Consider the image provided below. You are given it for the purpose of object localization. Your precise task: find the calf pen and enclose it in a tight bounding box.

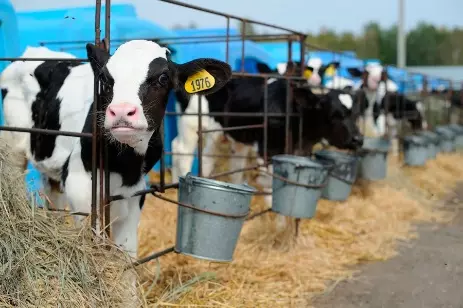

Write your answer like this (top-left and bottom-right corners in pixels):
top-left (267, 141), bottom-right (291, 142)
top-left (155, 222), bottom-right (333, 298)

top-left (0, 0), bottom-right (462, 307)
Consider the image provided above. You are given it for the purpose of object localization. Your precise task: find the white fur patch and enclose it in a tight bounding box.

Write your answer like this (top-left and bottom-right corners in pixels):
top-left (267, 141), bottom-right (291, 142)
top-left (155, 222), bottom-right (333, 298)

top-left (267, 78), bottom-right (277, 85)
top-left (416, 101), bottom-right (424, 112)
top-left (338, 94), bottom-right (353, 109)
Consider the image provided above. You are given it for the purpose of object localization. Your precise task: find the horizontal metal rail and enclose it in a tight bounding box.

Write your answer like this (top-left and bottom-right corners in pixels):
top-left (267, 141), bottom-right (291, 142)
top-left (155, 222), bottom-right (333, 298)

top-left (0, 126), bottom-right (93, 138)
top-left (0, 57), bottom-right (88, 62)
top-left (199, 124), bottom-right (264, 134)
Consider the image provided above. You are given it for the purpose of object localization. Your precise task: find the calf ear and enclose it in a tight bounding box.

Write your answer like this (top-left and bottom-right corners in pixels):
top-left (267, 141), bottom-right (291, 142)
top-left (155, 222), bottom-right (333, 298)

top-left (347, 67), bottom-right (363, 78)
top-left (175, 58), bottom-right (232, 95)
top-left (320, 61), bottom-right (340, 76)
top-left (86, 43), bottom-right (110, 74)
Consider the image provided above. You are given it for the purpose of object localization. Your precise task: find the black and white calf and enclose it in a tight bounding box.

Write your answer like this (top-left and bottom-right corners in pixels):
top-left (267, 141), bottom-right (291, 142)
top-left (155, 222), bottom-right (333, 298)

top-left (171, 61), bottom-right (364, 183)
top-left (1, 41), bottom-right (232, 268)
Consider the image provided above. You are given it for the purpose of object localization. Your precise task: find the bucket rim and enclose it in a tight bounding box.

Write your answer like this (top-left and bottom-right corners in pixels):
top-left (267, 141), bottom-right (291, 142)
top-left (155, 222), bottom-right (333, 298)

top-left (402, 134), bottom-right (428, 146)
top-left (179, 173), bottom-right (257, 195)
top-left (314, 149), bottom-right (359, 162)
top-left (358, 137), bottom-right (391, 153)
top-left (272, 154), bottom-right (324, 169)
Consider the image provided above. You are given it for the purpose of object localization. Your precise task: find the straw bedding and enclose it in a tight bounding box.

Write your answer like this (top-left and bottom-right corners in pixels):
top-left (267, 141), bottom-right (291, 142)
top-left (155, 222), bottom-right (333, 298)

top-left (140, 151), bottom-right (460, 307)
top-left (0, 135), bottom-right (135, 308)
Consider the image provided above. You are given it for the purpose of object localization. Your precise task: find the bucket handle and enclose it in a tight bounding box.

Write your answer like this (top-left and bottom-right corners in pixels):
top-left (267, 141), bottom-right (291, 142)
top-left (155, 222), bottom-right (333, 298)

top-left (259, 169), bottom-right (328, 189)
top-left (150, 189), bottom-right (250, 219)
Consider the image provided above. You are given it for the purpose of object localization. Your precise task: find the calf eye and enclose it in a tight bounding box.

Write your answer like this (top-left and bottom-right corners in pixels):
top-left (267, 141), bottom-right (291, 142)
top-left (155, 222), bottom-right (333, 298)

top-left (158, 73), bottom-right (169, 86)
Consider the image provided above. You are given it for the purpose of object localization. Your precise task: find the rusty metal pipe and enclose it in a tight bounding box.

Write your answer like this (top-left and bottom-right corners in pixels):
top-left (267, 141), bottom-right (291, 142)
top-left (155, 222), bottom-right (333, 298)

top-left (199, 124), bottom-right (264, 134)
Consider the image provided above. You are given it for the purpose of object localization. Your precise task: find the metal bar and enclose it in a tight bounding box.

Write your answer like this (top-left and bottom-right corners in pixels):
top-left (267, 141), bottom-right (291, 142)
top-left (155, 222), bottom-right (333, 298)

top-left (263, 76), bottom-right (269, 163)
top-left (160, 120), bottom-right (166, 193)
top-left (159, 0), bottom-right (305, 35)
top-left (91, 0), bottom-right (102, 232)
top-left (132, 246), bottom-right (175, 267)
top-left (241, 21), bottom-right (245, 72)
top-left (166, 111), bottom-right (302, 117)
top-left (298, 35), bottom-right (305, 153)
top-left (225, 18), bottom-right (230, 63)
top-left (39, 33), bottom-right (296, 47)
top-left (208, 164), bottom-right (265, 179)
top-left (103, 0), bottom-right (112, 239)
top-left (164, 151), bottom-right (257, 159)
top-left (199, 124), bottom-right (264, 134)
top-left (0, 57), bottom-right (88, 62)
top-left (285, 39), bottom-right (293, 154)
top-left (245, 208), bottom-right (271, 221)
top-left (197, 95), bottom-right (203, 177)
top-left (0, 126), bottom-right (93, 138)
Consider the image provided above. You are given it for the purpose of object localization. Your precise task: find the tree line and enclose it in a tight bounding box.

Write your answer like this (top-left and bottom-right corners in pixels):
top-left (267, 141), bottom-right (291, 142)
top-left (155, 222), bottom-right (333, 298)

top-left (171, 21), bottom-right (463, 66)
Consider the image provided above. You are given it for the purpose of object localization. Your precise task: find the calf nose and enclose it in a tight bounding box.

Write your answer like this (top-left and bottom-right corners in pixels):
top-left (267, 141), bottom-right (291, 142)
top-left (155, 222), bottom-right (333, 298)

top-left (106, 103), bottom-right (138, 120)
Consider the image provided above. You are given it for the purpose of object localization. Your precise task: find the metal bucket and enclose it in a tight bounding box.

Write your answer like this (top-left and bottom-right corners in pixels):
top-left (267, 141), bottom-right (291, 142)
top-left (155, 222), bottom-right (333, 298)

top-left (176, 173), bottom-right (256, 262)
top-left (314, 150), bottom-right (359, 201)
top-left (417, 131), bottom-right (439, 159)
top-left (271, 155), bottom-right (328, 218)
top-left (435, 126), bottom-right (456, 153)
top-left (447, 124), bottom-right (463, 150)
top-left (403, 135), bottom-right (428, 166)
top-left (357, 137), bottom-right (390, 181)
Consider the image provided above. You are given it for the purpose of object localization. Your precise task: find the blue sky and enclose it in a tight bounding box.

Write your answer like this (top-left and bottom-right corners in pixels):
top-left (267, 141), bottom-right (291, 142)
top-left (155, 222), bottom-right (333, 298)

top-left (10, 0), bottom-right (463, 34)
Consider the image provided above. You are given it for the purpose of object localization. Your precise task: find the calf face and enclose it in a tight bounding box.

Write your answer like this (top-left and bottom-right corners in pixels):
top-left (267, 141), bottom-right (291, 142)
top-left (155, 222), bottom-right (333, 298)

top-left (294, 87), bottom-right (364, 150)
top-left (86, 40), bottom-right (232, 151)
top-left (347, 64), bottom-right (386, 91)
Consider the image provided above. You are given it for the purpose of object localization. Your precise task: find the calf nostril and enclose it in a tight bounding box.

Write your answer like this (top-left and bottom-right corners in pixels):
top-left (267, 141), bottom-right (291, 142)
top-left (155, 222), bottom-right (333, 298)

top-left (108, 108), bottom-right (116, 117)
top-left (127, 109), bottom-right (136, 117)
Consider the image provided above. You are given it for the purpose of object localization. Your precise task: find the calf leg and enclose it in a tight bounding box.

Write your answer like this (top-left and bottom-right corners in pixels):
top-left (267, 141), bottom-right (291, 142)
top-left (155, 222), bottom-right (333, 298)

top-left (171, 116), bottom-right (199, 182)
top-left (201, 131), bottom-right (221, 178)
top-left (42, 177), bottom-right (67, 210)
top-left (111, 198), bottom-right (142, 308)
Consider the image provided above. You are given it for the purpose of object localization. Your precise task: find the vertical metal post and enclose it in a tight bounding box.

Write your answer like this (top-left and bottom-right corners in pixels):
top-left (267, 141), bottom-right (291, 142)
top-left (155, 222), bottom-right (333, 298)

top-left (103, 0), bottom-right (111, 239)
top-left (460, 82), bottom-right (463, 125)
top-left (240, 20), bottom-right (246, 73)
top-left (160, 120), bottom-right (166, 191)
top-left (298, 35), bottom-right (305, 153)
top-left (197, 95), bottom-right (203, 177)
top-left (91, 0), bottom-right (102, 232)
top-left (284, 39), bottom-right (293, 154)
top-left (447, 80), bottom-right (453, 125)
top-left (263, 77), bottom-right (268, 164)
top-left (397, 0), bottom-right (406, 69)
top-left (225, 17), bottom-right (230, 64)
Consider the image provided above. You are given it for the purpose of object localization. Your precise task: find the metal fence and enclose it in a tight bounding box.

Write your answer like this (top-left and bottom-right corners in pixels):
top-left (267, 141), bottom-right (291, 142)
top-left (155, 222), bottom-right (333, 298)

top-left (0, 0), bottom-right (462, 266)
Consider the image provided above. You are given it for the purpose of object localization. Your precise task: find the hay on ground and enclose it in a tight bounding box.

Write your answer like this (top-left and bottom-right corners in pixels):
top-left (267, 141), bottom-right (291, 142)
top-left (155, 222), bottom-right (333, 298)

top-left (0, 136), bottom-right (136, 308)
top-left (139, 151), bottom-right (459, 307)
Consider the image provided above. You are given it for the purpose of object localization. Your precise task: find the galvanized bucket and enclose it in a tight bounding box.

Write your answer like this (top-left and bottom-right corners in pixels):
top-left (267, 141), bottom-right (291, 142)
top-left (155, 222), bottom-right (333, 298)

top-left (357, 137), bottom-right (390, 181)
top-left (271, 155), bottom-right (329, 218)
top-left (434, 126), bottom-right (456, 153)
top-left (314, 150), bottom-right (359, 201)
top-left (402, 135), bottom-right (428, 166)
top-left (175, 173), bottom-right (256, 262)
top-left (446, 124), bottom-right (463, 150)
top-left (417, 131), bottom-right (440, 159)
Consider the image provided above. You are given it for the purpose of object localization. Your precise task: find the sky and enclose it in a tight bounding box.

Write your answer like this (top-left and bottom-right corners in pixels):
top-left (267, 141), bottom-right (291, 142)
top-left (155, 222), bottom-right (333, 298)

top-left (10, 0), bottom-right (463, 34)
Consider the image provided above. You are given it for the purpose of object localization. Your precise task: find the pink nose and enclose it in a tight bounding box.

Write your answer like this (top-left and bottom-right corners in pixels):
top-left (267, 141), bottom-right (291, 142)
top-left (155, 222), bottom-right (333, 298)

top-left (106, 103), bottom-right (138, 120)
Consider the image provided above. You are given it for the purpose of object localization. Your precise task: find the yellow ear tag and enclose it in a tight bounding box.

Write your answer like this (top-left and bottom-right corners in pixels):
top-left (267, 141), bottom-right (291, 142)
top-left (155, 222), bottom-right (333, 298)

top-left (303, 69), bottom-right (312, 79)
top-left (325, 65), bottom-right (336, 76)
top-left (184, 69), bottom-right (215, 94)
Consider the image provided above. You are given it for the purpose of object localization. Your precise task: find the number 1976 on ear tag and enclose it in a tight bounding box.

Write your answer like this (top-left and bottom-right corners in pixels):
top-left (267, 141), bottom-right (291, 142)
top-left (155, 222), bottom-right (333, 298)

top-left (184, 69), bottom-right (215, 94)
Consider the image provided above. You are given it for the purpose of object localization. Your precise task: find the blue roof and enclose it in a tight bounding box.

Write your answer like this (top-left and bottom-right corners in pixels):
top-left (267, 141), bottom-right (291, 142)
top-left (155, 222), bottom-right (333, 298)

top-left (256, 41), bottom-right (305, 64)
top-left (16, 4), bottom-right (178, 57)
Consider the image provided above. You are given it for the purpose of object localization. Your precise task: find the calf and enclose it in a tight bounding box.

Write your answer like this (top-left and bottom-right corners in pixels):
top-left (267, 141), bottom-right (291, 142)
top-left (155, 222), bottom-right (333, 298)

top-left (0, 46), bottom-right (77, 170)
top-left (1, 41), bottom-right (232, 302)
top-left (171, 61), bottom-right (363, 183)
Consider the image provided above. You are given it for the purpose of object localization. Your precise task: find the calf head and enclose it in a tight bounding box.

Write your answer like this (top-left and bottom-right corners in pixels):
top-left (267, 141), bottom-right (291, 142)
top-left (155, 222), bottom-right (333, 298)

top-left (305, 58), bottom-right (340, 87)
top-left (294, 87), bottom-right (363, 150)
top-left (347, 64), bottom-right (387, 91)
top-left (86, 40), bottom-right (232, 151)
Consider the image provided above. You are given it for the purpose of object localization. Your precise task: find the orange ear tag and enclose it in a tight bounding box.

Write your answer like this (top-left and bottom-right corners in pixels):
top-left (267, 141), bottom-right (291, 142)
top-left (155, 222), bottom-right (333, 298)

top-left (184, 69), bottom-right (215, 94)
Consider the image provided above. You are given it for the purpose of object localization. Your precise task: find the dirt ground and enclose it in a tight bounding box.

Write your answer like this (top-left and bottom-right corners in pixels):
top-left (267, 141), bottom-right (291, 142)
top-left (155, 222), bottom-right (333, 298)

top-left (313, 185), bottom-right (463, 308)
